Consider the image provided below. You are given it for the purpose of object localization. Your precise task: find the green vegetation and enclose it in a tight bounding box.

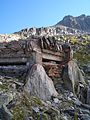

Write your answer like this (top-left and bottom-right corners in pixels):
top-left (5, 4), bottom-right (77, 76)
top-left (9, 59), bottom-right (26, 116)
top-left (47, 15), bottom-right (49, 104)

top-left (12, 93), bottom-right (60, 120)
top-left (0, 83), bottom-right (9, 91)
top-left (55, 34), bottom-right (90, 65)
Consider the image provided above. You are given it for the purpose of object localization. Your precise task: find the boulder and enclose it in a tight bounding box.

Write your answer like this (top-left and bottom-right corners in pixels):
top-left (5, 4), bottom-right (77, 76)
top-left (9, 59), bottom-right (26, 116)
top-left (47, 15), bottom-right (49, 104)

top-left (24, 64), bottom-right (58, 101)
top-left (62, 60), bottom-right (86, 94)
top-left (0, 93), bottom-right (14, 108)
top-left (81, 114), bottom-right (90, 120)
top-left (87, 82), bottom-right (90, 105)
top-left (0, 105), bottom-right (13, 120)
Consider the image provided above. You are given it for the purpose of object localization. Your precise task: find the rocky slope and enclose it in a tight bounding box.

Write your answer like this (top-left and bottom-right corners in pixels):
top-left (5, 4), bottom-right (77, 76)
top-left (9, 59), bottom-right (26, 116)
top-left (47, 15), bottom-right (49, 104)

top-left (14, 25), bottom-right (84, 37)
top-left (1, 16), bottom-right (89, 40)
top-left (56, 14), bottom-right (90, 32)
top-left (15, 16), bottom-right (90, 37)
top-left (0, 34), bottom-right (89, 119)
top-left (1, 15), bottom-right (90, 40)
top-left (0, 15), bottom-right (90, 120)
top-left (0, 63), bottom-right (90, 120)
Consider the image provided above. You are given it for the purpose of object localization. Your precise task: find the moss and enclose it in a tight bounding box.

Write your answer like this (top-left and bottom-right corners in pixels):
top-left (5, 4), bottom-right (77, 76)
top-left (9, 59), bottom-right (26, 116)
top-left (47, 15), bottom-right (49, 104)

top-left (21, 93), bottom-right (43, 108)
top-left (74, 112), bottom-right (78, 120)
top-left (12, 106), bottom-right (25, 120)
top-left (44, 107), bottom-right (60, 120)
top-left (0, 83), bottom-right (9, 91)
top-left (73, 44), bottom-right (90, 65)
top-left (12, 93), bottom-right (44, 120)
top-left (60, 101), bottom-right (74, 110)
top-left (37, 113), bottom-right (49, 120)
top-left (12, 92), bottom-right (61, 120)
top-left (12, 96), bottom-right (31, 120)
top-left (30, 96), bottom-right (43, 106)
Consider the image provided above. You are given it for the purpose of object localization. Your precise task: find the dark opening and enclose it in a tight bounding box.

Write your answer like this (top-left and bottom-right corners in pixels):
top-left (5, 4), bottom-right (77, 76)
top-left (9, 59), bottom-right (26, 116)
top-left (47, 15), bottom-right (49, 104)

top-left (42, 58), bottom-right (62, 64)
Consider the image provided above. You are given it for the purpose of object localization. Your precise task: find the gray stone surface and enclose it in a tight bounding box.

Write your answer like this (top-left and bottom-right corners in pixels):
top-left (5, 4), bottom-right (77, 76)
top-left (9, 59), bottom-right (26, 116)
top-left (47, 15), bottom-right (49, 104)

top-left (81, 114), bottom-right (90, 120)
top-left (57, 14), bottom-right (90, 32)
top-left (24, 64), bottom-right (58, 101)
top-left (87, 82), bottom-right (90, 105)
top-left (0, 105), bottom-right (13, 120)
top-left (62, 60), bottom-right (86, 94)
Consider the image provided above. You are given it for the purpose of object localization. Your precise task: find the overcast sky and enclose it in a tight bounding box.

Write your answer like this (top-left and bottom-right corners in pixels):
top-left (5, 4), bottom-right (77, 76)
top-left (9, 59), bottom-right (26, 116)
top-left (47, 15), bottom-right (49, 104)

top-left (0, 0), bottom-right (90, 33)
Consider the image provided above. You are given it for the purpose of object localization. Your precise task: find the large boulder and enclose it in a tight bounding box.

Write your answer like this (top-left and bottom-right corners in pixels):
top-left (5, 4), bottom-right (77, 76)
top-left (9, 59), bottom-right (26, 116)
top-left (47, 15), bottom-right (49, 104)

top-left (62, 60), bottom-right (86, 94)
top-left (24, 64), bottom-right (58, 101)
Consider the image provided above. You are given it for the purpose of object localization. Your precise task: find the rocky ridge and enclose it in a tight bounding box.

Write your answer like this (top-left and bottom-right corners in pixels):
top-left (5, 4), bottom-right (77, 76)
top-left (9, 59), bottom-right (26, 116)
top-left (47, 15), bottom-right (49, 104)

top-left (56, 14), bottom-right (90, 32)
top-left (15, 25), bottom-right (84, 38)
top-left (14, 14), bottom-right (90, 37)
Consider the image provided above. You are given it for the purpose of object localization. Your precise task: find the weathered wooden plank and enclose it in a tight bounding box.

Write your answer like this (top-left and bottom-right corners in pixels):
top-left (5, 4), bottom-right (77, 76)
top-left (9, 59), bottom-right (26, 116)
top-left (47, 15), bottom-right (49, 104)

top-left (42, 52), bottom-right (63, 62)
top-left (42, 49), bottom-right (62, 56)
top-left (42, 62), bottom-right (58, 66)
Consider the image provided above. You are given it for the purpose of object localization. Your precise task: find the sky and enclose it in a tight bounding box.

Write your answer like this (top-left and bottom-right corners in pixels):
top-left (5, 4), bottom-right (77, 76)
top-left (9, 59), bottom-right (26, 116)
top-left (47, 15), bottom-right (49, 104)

top-left (0, 0), bottom-right (90, 34)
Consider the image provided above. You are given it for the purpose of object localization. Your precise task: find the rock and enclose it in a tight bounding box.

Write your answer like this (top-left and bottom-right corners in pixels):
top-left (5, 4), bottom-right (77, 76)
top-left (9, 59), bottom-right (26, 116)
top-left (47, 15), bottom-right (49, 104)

top-left (46, 101), bottom-right (52, 105)
top-left (25, 116), bottom-right (34, 120)
top-left (67, 97), bottom-right (72, 101)
top-left (32, 107), bottom-right (40, 113)
top-left (81, 114), bottom-right (90, 120)
top-left (80, 109), bottom-right (90, 115)
top-left (24, 64), bottom-right (58, 101)
top-left (61, 116), bottom-right (68, 120)
top-left (57, 14), bottom-right (90, 32)
top-left (45, 107), bottom-right (60, 120)
top-left (63, 109), bottom-right (76, 117)
top-left (81, 103), bottom-right (90, 110)
top-left (29, 117), bottom-right (34, 120)
top-left (69, 92), bottom-right (74, 98)
top-left (0, 105), bottom-right (13, 120)
top-left (0, 65), bottom-right (28, 78)
top-left (53, 98), bottom-right (60, 104)
top-left (87, 82), bottom-right (90, 105)
top-left (74, 99), bottom-right (81, 106)
top-left (0, 81), bottom-right (2, 85)
top-left (62, 60), bottom-right (86, 94)
top-left (82, 64), bottom-right (90, 74)
top-left (0, 93), bottom-right (14, 107)
top-left (79, 83), bottom-right (87, 103)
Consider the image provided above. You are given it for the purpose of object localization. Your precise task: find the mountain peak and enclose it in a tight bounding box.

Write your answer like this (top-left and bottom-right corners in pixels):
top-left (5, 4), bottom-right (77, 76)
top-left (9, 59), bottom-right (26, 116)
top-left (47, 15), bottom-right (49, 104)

top-left (56, 14), bottom-right (90, 32)
top-left (79, 14), bottom-right (86, 17)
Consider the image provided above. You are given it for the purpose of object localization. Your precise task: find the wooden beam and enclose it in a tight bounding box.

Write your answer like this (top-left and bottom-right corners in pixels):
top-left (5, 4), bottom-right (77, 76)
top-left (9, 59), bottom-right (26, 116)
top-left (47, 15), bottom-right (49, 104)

top-left (0, 57), bottom-right (27, 64)
top-left (42, 62), bottom-right (58, 66)
top-left (42, 52), bottom-right (63, 62)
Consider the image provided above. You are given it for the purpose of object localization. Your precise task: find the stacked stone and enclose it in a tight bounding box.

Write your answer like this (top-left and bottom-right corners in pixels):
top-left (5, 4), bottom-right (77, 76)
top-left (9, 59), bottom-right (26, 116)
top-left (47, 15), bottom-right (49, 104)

top-left (0, 40), bottom-right (24, 57)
